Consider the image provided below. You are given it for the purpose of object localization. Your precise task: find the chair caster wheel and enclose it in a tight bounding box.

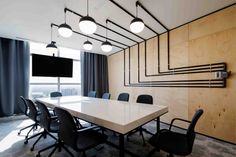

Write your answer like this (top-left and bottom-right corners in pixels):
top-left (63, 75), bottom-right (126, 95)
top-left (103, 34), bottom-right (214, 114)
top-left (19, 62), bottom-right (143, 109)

top-left (36, 154), bottom-right (40, 157)
top-left (24, 140), bottom-right (28, 144)
top-left (30, 147), bottom-right (34, 151)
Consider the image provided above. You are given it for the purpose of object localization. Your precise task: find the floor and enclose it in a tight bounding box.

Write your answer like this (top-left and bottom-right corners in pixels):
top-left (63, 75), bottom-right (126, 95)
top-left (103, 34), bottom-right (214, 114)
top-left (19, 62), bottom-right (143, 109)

top-left (0, 116), bottom-right (235, 157)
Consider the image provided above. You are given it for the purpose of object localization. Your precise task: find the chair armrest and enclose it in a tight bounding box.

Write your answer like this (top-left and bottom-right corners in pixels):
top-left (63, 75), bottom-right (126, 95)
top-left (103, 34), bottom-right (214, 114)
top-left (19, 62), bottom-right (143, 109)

top-left (77, 125), bottom-right (99, 132)
top-left (169, 118), bottom-right (191, 131)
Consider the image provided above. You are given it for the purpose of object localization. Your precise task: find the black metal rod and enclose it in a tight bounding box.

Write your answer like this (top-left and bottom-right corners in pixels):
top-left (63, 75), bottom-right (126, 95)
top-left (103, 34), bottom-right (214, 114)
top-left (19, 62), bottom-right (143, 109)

top-left (136, 1), bottom-right (169, 31)
top-left (93, 33), bottom-right (129, 47)
top-left (125, 84), bottom-right (225, 88)
top-left (97, 23), bottom-right (138, 43)
top-left (51, 23), bottom-right (124, 50)
top-left (109, 0), bottom-right (159, 35)
top-left (145, 34), bottom-right (226, 75)
top-left (124, 45), bottom-right (225, 87)
top-left (138, 79), bottom-right (224, 83)
top-left (106, 19), bottom-right (145, 40)
top-left (65, 8), bottom-right (138, 43)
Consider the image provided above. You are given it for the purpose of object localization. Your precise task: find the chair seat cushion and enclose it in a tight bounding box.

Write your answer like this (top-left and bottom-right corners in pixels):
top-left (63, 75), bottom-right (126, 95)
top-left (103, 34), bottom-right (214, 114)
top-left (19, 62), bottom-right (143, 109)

top-left (76, 129), bottom-right (107, 151)
top-left (149, 129), bottom-right (191, 155)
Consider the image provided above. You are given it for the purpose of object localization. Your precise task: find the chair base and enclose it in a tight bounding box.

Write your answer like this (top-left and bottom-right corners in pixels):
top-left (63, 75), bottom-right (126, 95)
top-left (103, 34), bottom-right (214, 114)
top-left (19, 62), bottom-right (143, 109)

top-left (18, 123), bottom-right (35, 135)
top-left (31, 129), bottom-right (57, 151)
top-left (37, 140), bottom-right (74, 157)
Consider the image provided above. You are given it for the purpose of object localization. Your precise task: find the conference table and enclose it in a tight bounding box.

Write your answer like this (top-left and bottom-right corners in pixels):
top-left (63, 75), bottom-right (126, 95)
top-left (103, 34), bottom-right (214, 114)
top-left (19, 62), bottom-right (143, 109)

top-left (36, 95), bottom-right (168, 157)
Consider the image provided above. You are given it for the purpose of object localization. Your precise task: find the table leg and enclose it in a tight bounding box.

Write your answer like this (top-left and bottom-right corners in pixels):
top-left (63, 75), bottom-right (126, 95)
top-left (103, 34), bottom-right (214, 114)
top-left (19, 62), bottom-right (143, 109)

top-left (156, 117), bottom-right (160, 152)
top-left (119, 134), bottom-right (125, 157)
top-left (156, 117), bottom-right (160, 133)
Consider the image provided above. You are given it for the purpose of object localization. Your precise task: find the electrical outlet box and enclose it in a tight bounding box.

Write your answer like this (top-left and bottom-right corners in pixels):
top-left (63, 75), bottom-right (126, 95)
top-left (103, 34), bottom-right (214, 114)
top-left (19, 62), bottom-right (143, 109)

top-left (215, 71), bottom-right (229, 79)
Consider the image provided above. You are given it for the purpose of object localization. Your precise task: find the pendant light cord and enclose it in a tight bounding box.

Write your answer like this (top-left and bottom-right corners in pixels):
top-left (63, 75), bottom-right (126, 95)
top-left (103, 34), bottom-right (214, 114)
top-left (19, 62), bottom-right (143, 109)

top-left (64, 11), bottom-right (67, 24)
top-left (50, 25), bottom-right (53, 42)
top-left (136, 5), bottom-right (138, 17)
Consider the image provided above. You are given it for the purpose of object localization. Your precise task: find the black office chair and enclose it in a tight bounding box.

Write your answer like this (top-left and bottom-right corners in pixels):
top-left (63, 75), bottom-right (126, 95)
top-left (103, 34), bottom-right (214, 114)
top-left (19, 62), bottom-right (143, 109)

top-left (102, 93), bottom-right (111, 99)
top-left (23, 99), bottom-right (41, 144)
top-left (54, 107), bottom-right (107, 157)
top-left (50, 91), bottom-right (62, 97)
top-left (33, 101), bottom-right (59, 156)
top-left (148, 109), bottom-right (204, 157)
top-left (18, 96), bottom-right (37, 136)
top-left (117, 93), bottom-right (129, 101)
top-left (127, 94), bottom-right (153, 145)
top-left (88, 91), bottom-right (97, 98)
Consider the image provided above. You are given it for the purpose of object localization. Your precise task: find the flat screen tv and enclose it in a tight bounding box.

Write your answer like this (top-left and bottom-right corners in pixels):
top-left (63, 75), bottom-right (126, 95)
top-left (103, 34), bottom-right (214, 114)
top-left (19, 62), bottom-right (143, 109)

top-left (32, 54), bottom-right (73, 77)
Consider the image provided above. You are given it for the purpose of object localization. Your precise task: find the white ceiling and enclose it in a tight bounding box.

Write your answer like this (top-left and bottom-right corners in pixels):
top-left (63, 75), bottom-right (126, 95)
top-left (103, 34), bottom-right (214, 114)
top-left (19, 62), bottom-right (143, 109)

top-left (0, 0), bottom-right (235, 55)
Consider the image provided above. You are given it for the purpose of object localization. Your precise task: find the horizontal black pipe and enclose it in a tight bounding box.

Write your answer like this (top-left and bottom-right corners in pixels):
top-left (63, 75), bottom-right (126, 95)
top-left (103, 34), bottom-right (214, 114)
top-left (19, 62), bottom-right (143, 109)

top-left (129, 82), bottom-right (223, 85)
top-left (96, 23), bottom-right (138, 43)
top-left (65, 8), bottom-right (138, 43)
top-left (109, 0), bottom-right (159, 35)
top-left (136, 1), bottom-right (169, 31)
top-left (93, 33), bottom-right (129, 47)
top-left (51, 23), bottom-right (125, 50)
top-left (137, 79), bottom-right (224, 83)
top-left (124, 84), bottom-right (225, 88)
top-left (106, 19), bottom-right (145, 40)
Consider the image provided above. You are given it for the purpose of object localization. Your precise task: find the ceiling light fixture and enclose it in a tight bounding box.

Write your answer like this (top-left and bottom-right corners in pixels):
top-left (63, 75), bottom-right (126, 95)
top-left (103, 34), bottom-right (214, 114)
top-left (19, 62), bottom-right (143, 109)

top-left (46, 25), bottom-right (58, 54)
top-left (130, 4), bottom-right (144, 33)
top-left (58, 11), bottom-right (72, 38)
top-left (101, 22), bottom-right (112, 52)
top-left (83, 36), bottom-right (93, 50)
top-left (79, 0), bottom-right (97, 34)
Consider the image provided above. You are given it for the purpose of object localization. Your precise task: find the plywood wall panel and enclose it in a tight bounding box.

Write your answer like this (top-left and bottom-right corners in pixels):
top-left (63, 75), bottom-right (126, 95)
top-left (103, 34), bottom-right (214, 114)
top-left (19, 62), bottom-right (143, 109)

top-left (189, 5), bottom-right (236, 40)
top-left (108, 6), bottom-right (236, 143)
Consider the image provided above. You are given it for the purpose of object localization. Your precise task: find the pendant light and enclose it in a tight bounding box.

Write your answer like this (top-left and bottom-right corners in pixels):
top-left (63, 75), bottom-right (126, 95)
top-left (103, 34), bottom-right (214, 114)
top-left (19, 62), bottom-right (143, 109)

top-left (130, 5), bottom-right (144, 33)
top-left (83, 36), bottom-right (93, 50)
top-left (46, 25), bottom-right (58, 54)
top-left (79, 0), bottom-right (97, 34)
top-left (58, 11), bottom-right (73, 38)
top-left (101, 22), bottom-right (112, 52)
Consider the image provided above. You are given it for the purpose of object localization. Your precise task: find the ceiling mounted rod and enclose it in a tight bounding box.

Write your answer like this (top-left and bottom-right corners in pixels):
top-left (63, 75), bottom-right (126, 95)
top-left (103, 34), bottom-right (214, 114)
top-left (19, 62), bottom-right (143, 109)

top-left (93, 33), bottom-right (129, 47)
top-left (109, 0), bottom-right (159, 35)
top-left (65, 7), bottom-right (138, 43)
top-left (106, 19), bottom-right (145, 41)
top-left (96, 23), bottom-right (138, 43)
top-left (136, 1), bottom-right (169, 31)
top-left (51, 23), bottom-right (125, 50)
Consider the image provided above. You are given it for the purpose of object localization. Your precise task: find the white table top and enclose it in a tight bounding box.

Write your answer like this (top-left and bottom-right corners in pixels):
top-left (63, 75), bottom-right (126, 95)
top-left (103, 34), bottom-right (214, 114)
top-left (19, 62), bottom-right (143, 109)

top-left (36, 96), bottom-right (168, 134)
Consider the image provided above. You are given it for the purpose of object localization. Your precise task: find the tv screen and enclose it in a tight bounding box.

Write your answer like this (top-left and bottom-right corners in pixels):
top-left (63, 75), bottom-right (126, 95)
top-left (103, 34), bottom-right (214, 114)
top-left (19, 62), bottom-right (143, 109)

top-left (32, 54), bottom-right (73, 77)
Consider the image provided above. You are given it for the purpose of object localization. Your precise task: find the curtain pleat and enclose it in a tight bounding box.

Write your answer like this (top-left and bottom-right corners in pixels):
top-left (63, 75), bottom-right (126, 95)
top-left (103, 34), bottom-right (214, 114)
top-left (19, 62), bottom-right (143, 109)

top-left (0, 38), bottom-right (29, 117)
top-left (80, 52), bottom-right (109, 97)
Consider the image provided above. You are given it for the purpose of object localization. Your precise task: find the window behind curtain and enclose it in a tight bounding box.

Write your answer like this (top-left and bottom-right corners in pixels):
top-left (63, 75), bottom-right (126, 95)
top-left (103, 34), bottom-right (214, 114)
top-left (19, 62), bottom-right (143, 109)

top-left (29, 42), bottom-right (81, 98)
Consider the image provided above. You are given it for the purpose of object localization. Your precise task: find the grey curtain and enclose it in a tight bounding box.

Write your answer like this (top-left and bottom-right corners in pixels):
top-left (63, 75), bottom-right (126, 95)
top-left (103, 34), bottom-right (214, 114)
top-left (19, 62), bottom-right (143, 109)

top-left (81, 52), bottom-right (109, 97)
top-left (0, 38), bottom-right (30, 117)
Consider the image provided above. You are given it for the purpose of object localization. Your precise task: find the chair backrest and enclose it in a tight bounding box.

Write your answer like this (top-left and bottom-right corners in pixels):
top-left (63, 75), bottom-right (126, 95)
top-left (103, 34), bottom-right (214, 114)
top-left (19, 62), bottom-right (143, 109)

top-left (102, 93), bottom-right (111, 99)
top-left (88, 91), bottom-right (97, 98)
top-left (136, 94), bottom-right (153, 104)
top-left (36, 101), bottom-right (51, 130)
top-left (19, 96), bottom-right (28, 116)
top-left (117, 93), bottom-right (129, 102)
top-left (187, 109), bottom-right (204, 135)
top-left (186, 109), bottom-right (204, 152)
top-left (25, 99), bottom-right (38, 122)
top-left (54, 107), bottom-right (77, 149)
top-left (50, 91), bottom-right (62, 97)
